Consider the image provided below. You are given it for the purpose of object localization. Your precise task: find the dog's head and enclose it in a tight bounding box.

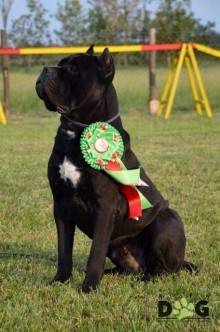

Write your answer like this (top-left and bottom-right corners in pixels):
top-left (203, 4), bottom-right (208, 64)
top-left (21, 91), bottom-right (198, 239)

top-left (36, 45), bottom-right (115, 116)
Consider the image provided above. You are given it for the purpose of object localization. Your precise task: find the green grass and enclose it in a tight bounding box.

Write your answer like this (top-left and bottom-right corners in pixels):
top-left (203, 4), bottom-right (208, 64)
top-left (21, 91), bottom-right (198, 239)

top-left (0, 63), bottom-right (220, 330)
top-left (0, 111), bottom-right (220, 331)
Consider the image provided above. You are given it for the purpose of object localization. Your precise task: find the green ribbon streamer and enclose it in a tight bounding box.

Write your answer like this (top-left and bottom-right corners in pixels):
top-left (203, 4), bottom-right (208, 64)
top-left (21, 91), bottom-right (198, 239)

top-left (136, 188), bottom-right (152, 209)
top-left (105, 165), bottom-right (141, 185)
top-left (105, 161), bottom-right (152, 209)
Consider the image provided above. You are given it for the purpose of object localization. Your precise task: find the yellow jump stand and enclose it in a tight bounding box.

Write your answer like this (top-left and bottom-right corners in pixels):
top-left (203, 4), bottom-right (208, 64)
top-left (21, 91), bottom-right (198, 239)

top-left (157, 43), bottom-right (213, 119)
top-left (0, 101), bottom-right (7, 124)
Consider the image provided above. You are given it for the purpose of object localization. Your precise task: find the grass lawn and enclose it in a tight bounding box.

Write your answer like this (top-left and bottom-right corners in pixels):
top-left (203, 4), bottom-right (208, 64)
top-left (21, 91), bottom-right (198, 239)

top-left (0, 63), bottom-right (220, 331)
top-left (0, 110), bottom-right (219, 331)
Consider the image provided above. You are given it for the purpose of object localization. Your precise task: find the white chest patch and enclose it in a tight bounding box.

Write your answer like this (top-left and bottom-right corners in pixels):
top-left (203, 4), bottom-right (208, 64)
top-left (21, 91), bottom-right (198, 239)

top-left (66, 130), bottom-right (76, 139)
top-left (59, 156), bottom-right (81, 187)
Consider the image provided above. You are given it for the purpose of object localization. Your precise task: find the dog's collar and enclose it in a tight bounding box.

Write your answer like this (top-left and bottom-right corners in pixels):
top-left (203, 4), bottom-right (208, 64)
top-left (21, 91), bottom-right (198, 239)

top-left (60, 112), bottom-right (120, 128)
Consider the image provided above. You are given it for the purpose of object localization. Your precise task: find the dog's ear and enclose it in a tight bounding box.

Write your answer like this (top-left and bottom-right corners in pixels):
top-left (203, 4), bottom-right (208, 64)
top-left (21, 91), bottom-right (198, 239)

top-left (86, 45), bottom-right (94, 55)
top-left (99, 48), bottom-right (115, 84)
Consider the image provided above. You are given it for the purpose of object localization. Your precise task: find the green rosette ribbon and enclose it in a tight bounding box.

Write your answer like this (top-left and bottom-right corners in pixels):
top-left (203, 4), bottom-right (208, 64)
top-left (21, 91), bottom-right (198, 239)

top-left (80, 122), bottom-right (152, 219)
top-left (80, 122), bottom-right (124, 170)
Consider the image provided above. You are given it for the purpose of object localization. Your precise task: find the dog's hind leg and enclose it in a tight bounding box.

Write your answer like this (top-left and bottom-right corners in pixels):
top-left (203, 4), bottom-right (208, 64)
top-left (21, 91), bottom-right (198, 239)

top-left (180, 260), bottom-right (199, 273)
top-left (51, 201), bottom-right (75, 283)
top-left (142, 208), bottom-right (186, 279)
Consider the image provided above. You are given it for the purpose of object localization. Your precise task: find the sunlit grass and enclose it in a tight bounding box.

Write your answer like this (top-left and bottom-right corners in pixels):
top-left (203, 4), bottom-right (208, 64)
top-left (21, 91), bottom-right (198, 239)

top-left (0, 110), bottom-right (220, 331)
top-left (0, 59), bottom-right (220, 330)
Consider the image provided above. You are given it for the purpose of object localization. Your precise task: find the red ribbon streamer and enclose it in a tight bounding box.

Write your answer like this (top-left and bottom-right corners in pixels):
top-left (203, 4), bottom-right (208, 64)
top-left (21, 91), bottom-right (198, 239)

top-left (119, 185), bottom-right (142, 219)
top-left (104, 161), bottom-right (122, 171)
top-left (105, 161), bottom-right (142, 219)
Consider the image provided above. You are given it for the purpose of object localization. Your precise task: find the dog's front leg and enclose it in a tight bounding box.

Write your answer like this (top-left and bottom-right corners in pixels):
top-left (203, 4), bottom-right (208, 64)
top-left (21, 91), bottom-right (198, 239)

top-left (52, 201), bottom-right (75, 283)
top-left (82, 206), bottom-right (115, 293)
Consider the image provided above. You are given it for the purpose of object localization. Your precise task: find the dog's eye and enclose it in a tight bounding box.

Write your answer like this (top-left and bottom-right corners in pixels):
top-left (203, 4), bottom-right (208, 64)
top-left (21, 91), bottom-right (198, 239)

top-left (67, 65), bottom-right (79, 77)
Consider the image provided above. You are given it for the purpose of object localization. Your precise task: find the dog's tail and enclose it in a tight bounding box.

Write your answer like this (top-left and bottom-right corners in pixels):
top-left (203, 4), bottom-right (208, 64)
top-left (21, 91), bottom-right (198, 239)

top-left (180, 260), bottom-right (199, 273)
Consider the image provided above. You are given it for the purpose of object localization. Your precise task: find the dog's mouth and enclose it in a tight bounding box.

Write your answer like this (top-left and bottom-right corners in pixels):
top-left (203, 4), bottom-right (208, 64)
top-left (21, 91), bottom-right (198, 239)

top-left (36, 69), bottom-right (60, 99)
top-left (36, 80), bottom-right (56, 112)
top-left (42, 100), bottom-right (72, 114)
top-left (43, 100), bottom-right (57, 112)
top-left (36, 75), bottom-right (70, 113)
top-left (56, 105), bottom-right (69, 114)
top-left (35, 77), bottom-right (45, 100)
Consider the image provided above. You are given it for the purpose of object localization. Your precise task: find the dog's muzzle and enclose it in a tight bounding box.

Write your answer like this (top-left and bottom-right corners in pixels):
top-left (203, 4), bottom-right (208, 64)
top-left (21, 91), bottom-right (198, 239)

top-left (36, 67), bottom-right (58, 100)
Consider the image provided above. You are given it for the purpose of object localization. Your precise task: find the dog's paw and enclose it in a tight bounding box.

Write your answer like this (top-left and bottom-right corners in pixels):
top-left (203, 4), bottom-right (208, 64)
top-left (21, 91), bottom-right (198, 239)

top-left (81, 279), bottom-right (99, 293)
top-left (49, 273), bottom-right (71, 285)
top-left (140, 273), bottom-right (152, 282)
top-left (104, 267), bottom-right (126, 275)
top-left (181, 261), bottom-right (199, 274)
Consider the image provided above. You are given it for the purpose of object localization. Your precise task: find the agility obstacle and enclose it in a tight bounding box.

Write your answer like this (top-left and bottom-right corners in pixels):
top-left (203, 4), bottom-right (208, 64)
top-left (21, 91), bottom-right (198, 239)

top-left (156, 43), bottom-right (220, 118)
top-left (0, 43), bottom-right (182, 55)
top-left (157, 43), bottom-right (213, 119)
top-left (0, 42), bottom-right (220, 121)
top-left (0, 101), bottom-right (7, 124)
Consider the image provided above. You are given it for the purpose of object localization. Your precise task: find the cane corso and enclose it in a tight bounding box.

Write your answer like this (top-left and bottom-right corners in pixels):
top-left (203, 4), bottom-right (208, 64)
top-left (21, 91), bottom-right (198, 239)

top-left (36, 46), bottom-right (197, 293)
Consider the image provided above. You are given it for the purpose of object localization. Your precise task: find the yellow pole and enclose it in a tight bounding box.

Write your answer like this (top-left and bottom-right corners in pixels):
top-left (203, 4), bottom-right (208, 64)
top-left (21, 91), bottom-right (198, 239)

top-left (164, 44), bottom-right (187, 119)
top-left (19, 45), bottom-right (143, 54)
top-left (0, 101), bottom-right (7, 124)
top-left (157, 55), bottom-right (178, 116)
top-left (194, 43), bottom-right (220, 58)
top-left (188, 44), bottom-right (212, 118)
top-left (184, 55), bottom-right (203, 116)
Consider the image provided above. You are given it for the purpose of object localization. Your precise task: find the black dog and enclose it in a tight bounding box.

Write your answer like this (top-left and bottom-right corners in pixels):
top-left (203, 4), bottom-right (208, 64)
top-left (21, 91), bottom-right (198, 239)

top-left (36, 46), bottom-right (196, 293)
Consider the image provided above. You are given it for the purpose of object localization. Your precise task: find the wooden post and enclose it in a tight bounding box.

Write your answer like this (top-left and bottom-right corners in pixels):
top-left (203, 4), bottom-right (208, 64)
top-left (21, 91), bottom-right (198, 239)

top-left (1, 29), bottom-right (10, 119)
top-left (148, 28), bottom-right (159, 114)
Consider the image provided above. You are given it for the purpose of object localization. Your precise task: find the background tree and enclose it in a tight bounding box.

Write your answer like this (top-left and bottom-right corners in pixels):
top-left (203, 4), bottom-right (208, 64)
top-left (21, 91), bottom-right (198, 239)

top-left (152, 0), bottom-right (219, 64)
top-left (87, 0), bottom-right (150, 64)
top-left (118, 0), bottom-right (150, 65)
top-left (0, 0), bottom-right (14, 30)
top-left (86, 0), bottom-right (121, 45)
top-left (153, 0), bottom-right (197, 43)
top-left (9, 0), bottom-right (51, 47)
top-left (192, 20), bottom-right (217, 45)
top-left (9, 0), bottom-right (51, 66)
top-left (0, 0), bottom-right (14, 119)
top-left (141, 0), bottom-right (152, 44)
top-left (54, 0), bottom-right (85, 45)
top-left (3, 0), bottom-right (220, 68)
top-left (152, 0), bottom-right (217, 45)
top-left (87, 0), bottom-right (147, 45)
top-left (85, 0), bottom-right (107, 45)
top-left (118, 0), bottom-right (143, 43)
